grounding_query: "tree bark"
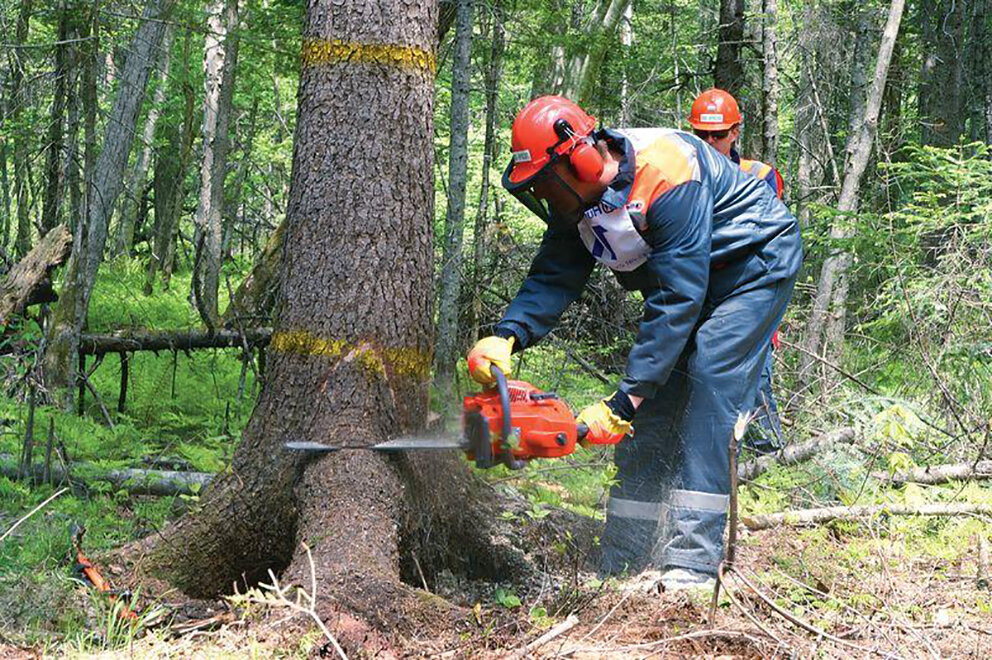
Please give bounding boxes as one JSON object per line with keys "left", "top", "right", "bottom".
{"left": 918, "top": 0, "right": 968, "bottom": 146}
{"left": 0, "top": 454, "right": 213, "bottom": 497}
{"left": 0, "top": 224, "right": 72, "bottom": 324}
{"left": 799, "top": 0, "right": 905, "bottom": 394}
{"left": 738, "top": 427, "right": 857, "bottom": 482}
{"left": 9, "top": 0, "right": 34, "bottom": 258}
{"left": 743, "top": 502, "right": 992, "bottom": 530}
{"left": 135, "top": 3, "right": 550, "bottom": 651}
{"left": 715, "top": 0, "right": 745, "bottom": 95}
{"left": 41, "top": 0, "right": 71, "bottom": 235}
{"left": 78, "top": 327, "right": 271, "bottom": 355}
{"left": 760, "top": 0, "right": 778, "bottom": 164}
{"left": 435, "top": 0, "right": 474, "bottom": 417}
{"left": 192, "top": 0, "right": 240, "bottom": 329}
{"left": 115, "top": 28, "right": 173, "bottom": 257}
{"left": 43, "top": 0, "right": 179, "bottom": 407}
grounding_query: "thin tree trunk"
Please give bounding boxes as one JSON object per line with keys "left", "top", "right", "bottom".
{"left": 471, "top": 0, "right": 504, "bottom": 340}
{"left": 43, "top": 0, "right": 179, "bottom": 407}
{"left": 222, "top": 96, "right": 257, "bottom": 259}
{"left": 558, "top": 0, "right": 632, "bottom": 104}
{"left": 799, "top": 0, "right": 905, "bottom": 394}
{"left": 715, "top": 0, "right": 745, "bottom": 94}
{"left": 146, "top": 34, "right": 195, "bottom": 295}
{"left": 192, "top": 0, "right": 240, "bottom": 329}
{"left": 63, "top": 20, "right": 83, "bottom": 245}
{"left": 845, "top": 7, "right": 871, "bottom": 169}
{"left": 1, "top": 116, "right": 11, "bottom": 254}
{"left": 41, "top": 0, "right": 71, "bottom": 235}
{"left": 115, "top": 28, "right": 173, "bottom": 257}
{"left": 435, "top": 0, "right": 474, "bottom": 417}
{"left": 619, "top": 2, "right": 633, "bottom": 125}
{"left": 760, "top": 0, "right": 778, "bottom": 164}
{"left": 9, "top": 0, "right": 34, "bottom": 257}
{"left": 80, "top": 0, "right": 98, "bottom": 240}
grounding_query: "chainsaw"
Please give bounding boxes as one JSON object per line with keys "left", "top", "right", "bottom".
{"left": 285, "top": 366, "right": 612, "bottom": 470}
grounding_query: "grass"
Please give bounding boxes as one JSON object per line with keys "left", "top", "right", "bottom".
{"left": 1, "top": 257, "right": 991, "bottom": 654}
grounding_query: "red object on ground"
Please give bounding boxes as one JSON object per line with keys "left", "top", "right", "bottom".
{"left": 462, "top": 379, "right": 581, "bottom": 462}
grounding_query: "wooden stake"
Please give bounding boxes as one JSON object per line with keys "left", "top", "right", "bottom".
{"left": 978, "top": 534, "right": 989, "bottom": 591}
{"left": 43, "top": 418, "right": 54, "bottom": 485}
{"left": 19, "top": 386, "right": 35, "bottom": 481}
{"left": 117, "top": 351, "right": 129, "bottom": 413}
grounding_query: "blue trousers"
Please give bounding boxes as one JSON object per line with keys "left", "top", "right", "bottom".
{"left": 601, "top": 274, "right": 797, "bottom": 576}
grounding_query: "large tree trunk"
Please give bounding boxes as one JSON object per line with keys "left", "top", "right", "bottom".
{"left": 918, "top": 0, "right": 967, "bottom": 146}
{"left": 137, "top": 1, "right": 546, "bottom": 651}
{"left": 40, "top": 0, "right": 71, "bottom": 235}
{"left": 715, "top": 0, "right": 745, "bottom": 95}
{"left": 115, "top": 28, "right": 173, "bottom": 258}
{"left": 192, "top": 0, "right": 240, "bottom": 329}
{"left": 43, "top": 0, "right": 179, "bottom": 407}
{"left": 9, "top": 0, "right": 34, "bottom": 258}
{"left": 799, "top": 0, "right": 905, "bottom": 394}
{"left": 435, "top": 0, "right": 474, "bottom": 418}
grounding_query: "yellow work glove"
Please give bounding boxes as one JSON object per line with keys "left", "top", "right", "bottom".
{"left": 576, "top": 393, "right": 634, "bottom": 445}
{"left": 467, "top": 335, "right": 515, "bottom": 386}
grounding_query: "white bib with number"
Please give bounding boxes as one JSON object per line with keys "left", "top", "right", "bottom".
{"left": 577, "top": 202, "right": 650, "bottom": 272}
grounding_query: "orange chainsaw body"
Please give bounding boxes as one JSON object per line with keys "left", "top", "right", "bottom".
{"left": 462, "top": 379, "right": 578, "bottom": 464}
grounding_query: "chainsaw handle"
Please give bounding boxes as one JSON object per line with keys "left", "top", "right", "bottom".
{"left": 490, "top": 366, "right": 527, "bottom": 470}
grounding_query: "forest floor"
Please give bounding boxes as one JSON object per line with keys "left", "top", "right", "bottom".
{"left": 2, "top": 260, "right": 991, "bottom": 657}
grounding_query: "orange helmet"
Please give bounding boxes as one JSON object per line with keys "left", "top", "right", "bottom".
{"left": 503, "top": 96, "right": 599, "bottom": 191}
{"left": 688, "top": 88, "right": 742, "bottom": 131}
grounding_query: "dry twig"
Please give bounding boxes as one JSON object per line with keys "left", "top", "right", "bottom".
{"left": 0, "top": 487, "right": 68, "bottom": 544}
{"left": 237, "top": 542, "right": 348, "bottom": 660}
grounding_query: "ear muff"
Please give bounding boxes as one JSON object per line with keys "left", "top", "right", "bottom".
{"left": 569, "top": 140, "right": 605, "bottom": 182}
{"left": 553, "top": 119, "right": 604, "bottom": 183}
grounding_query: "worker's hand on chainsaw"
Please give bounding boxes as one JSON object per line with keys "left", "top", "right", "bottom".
{"left": 467, "top": 335, "right": 515, "bottom": 386}
{"left": 577, "top": 391, "right": 635, "bottom": 445}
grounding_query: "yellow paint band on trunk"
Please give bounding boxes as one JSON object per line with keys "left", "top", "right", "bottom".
{"left": 270, "top": 329, "right": 431, "bottom": 379}
{"left": 301, "top": 38, "right": 436, "bottom": 74}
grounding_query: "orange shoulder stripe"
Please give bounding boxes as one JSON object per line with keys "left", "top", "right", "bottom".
{"left": 628, "top": 135, "right": 699, "bottom": 209}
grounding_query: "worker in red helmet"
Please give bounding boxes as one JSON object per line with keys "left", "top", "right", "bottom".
{"left": 466, "top": 95, "right": 803, "bottom": 591}
{"left": 689, "top": 88, "right": 785, "bottom": 454}
{"left": 687, "top": 88, "right": 784, "bottom": 198}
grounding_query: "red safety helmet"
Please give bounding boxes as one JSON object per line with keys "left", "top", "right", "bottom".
{"left": 688, "top": 88, "right": 742, "bottom": 131}
{"left": 503, "top": 96, "right": 603, "bottom": 192}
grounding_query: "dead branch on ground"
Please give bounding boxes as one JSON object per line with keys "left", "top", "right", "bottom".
{"left": 742, "top": 502, "right": 992, "bottom": 530}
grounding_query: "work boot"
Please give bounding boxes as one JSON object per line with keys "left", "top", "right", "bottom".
{"left": 660, "top": 567, "right": 716, "bottom": 593}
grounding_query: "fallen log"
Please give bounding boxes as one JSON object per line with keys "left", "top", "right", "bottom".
{"left": 742, "top": 502, "right": 992, "bottom": 530}
{"left": 880, "top": 461, "right": 992, "bottom": 486}
{"left": 0, "top": 224, "right": 72, "bottom": 324}
{"left": 78, "top": 327, "right": 272, "bottom": 355}
{"left": 738, "top": 427, "right": 856, "bottom": 482}
{"left": 0, "top": 453, "right": 214, "bottom": 497}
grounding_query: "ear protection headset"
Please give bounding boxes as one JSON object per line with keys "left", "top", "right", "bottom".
{"left": 551, "top": 118, "right": 604, "bottom": 183}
